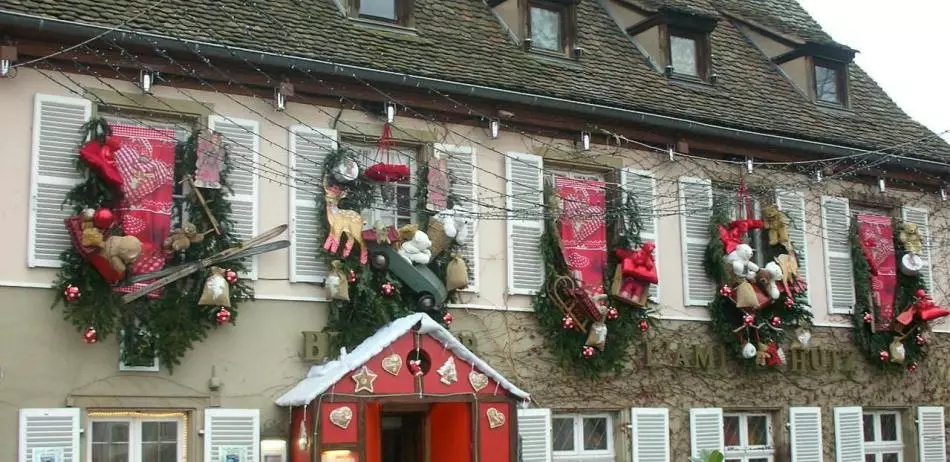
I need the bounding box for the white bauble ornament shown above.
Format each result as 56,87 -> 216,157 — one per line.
741,342 -> 757,359
333,158 -> 360,183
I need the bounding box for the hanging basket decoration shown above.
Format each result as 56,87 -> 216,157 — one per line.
364,123 -> 410,183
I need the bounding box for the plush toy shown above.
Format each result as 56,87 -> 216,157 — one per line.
758,261 -> 784,299
372,221 -> 392,245
163,222 -> 204,252
755,343 -> 771,366
899,222 -> 923,255
101,235 -> 143,275
397,224 -> 419,242
80,208 -> 105,248
726,243 -> 759,281
762,204 -> 791,247
399,230 -> 433,265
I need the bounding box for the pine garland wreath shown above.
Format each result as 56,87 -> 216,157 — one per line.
850,219 -> 930,372
53,123 -> 253,371
704,194 -> 813,368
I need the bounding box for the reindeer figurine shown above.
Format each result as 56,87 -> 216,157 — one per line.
323,181 -> 368,264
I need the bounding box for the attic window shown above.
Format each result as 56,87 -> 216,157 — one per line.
350,0 -> 413,26
814,60 -> 846,105
667,29 -> 708,79
525,1 -> 575,56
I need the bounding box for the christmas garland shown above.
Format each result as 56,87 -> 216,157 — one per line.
319,147 -> 457,352
53,121 -> 253,371
703,194 -> 813,368
850,219 -> 934,372
532,180 -> 654,377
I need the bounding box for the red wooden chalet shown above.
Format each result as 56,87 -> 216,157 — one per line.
276,313 -> 531,462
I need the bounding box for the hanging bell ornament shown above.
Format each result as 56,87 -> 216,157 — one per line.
64,284 -> 81,302
83,327 -> 98,344
216,307 -> 232,325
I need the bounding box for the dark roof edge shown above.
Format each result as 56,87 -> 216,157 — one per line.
2,9 -> 948,177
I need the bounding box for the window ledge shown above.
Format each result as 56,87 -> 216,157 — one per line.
350,17 -> 422,39
527,50 -> 583,69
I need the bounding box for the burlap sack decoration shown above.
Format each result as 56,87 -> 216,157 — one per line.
326,260 -> 350,301
734,281 -> 759,310
427,220 -> 451,257
198,266 -> 231,307
446,255 -> 469,291
586,322 -> 607,351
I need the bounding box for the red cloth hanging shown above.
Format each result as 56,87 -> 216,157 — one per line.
365,123 -> 410,182
556,177 -> 607,295
856,214 -> 897,330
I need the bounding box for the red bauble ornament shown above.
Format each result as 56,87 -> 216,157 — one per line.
92,207 -> 114,229
743,314 -> 755,326
561,315 -> 575,330
784,297 -> 794,308
581,346 -> 595,359
381,281 -> 396,297
83,327 -> 97,344
224,269 -> 238,285
770,316 -> 782,327
408,359 -> 423,376
908,362 -> 919,373
64,284 -> 81,302
443,312 -> 453,325
216,307 -> 232,325
719,285 -> 733,298
606,307 -> 619,320
863,312 -> 873,324
879,350 -> 889,362
347,270 -> 357,283
639,320 -> 649,332
916,334 -> 927,345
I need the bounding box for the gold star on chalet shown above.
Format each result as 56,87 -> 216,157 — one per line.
351,366 -> 378,393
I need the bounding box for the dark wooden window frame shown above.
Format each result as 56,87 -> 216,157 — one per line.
348,0 -> 414,27
523,0 -> 577,57
811,58 -> 849,107
663,26 -> 710,80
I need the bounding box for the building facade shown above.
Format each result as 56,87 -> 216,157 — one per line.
1,0 -> 950,461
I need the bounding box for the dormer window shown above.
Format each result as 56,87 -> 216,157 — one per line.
668,30 -> 706,78
349,0 -> 413,26
524,0 -> 576,56
814,60 -> 846,105
620,5 -> 718,81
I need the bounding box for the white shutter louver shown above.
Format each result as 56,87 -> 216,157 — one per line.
18,408 -> 80,462
789,407 -> 823,462
689,408 -> 724,457
517,408 -> 552,462
918,406 -> 946,462
438,144 -> 479,290
776,190 -> 810,303
679,178 -> 715,306
821,197 -> 854,314
209,116 -> 260,279
833,406 -> 864,462
623,169 -> 659,301
28,94 -> 92,268
506,152 -> 544,295
289,126 -> 337,283
901,207 -> 932,291
631,408 -> 669,462
204,408 -> 260,462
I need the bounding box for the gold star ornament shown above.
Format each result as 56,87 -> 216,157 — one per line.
351,366 -> 378,393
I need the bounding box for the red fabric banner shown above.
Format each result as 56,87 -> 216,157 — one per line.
110,124 -> 177,297
556,177 -> 607,295
857,214 -> 897,330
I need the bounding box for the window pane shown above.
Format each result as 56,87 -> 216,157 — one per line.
865,455 -> 876,462
142,421 -> 160,442
670,35 -> 698,76
863,414 -> 875,441
359,0 -> 396,20
530,7 -> 562,52
815,65 -> 841,104
880,414 -> 898,441
747,415 -> 769,446
723,415 -> 740,447
552,417 -> 574,451
582,417 -> 608,451
142,442 -> 178,462
882,453 -> 899,462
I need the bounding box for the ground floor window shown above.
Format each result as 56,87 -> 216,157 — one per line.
864,411 -> 903,462
552,412 -> 613,459
723,412 -> 773,462
88,412 -> 185,462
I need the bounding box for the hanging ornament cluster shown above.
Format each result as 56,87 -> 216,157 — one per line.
64,284 -> 81,302
380,281 -> 396,297
83,327 -> 98,344
216,307 -> 232,325
364,123 -> 410,183
442,312 -> 453,326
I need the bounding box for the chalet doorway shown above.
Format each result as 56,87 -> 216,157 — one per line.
381,412 -> 425,462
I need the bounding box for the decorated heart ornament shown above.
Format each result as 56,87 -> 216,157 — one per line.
329,406 -> 353,429
381,353 -> 402,376
486,407 -> 506,429
468,370 -> 489,392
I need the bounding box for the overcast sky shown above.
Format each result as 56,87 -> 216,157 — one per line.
798,0 -> 949,140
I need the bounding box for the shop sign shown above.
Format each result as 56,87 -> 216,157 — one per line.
645,344 -> 856,373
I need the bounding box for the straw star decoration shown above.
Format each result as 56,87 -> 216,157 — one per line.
352,366 -> 378,393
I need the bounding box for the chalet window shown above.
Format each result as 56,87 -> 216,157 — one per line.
667,29 -> 708,79
526,1 -> 574,55
814,60 -> 847,105
723,412 -> 774,462
863,411 -> 903,461
552,413 -> 614,458
89,417 -> 184,461
350,0 -> 412,26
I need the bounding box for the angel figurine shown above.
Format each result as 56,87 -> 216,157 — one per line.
194,130 -> 225,189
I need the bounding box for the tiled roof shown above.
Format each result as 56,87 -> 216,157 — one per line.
3,0 -> 947,159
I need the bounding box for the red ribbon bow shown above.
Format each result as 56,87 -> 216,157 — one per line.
615,242 -> 658,284
718,219 -> 765,254
896,289 -> 950,326
79,136 -> 124,189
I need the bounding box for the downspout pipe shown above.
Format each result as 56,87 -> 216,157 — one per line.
2,10 -> 948,177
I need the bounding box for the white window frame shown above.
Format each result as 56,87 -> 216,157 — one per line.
722,412 -> 774,462
863,411 -> 903,461
86,415 -> 185,462
349,141 -> 418,229
551,413 -> 614,458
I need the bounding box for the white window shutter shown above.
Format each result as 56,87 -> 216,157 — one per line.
902,206 -> 932,290
789,407 -> 823,462
28,94 -> 92,268
833,406 -> 864,462
209,116 -> 260,279
517,408 -> 552,462
776,189 -> 810,303
18,408 -> 80,462
204,408 -> 261,462
631,408 -> 669,462
689,407 -> 723,457
679,177 -> 715,306
623,169 -> 659,301
918,406 -> 946,462
438,143 -> 479,290
506,152 -> 544,295
288,126 -> 337,283
821,197 -> 854,314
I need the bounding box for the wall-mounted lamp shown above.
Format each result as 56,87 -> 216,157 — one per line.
489,119 -> 500,139
580,132 -> 591,151
385,102 -> 396,124
746,158 -> 753,174
709,73 -> 719,84
275,80 -> 294,112
0,45 -> 17,78
815,170 -> 823,183
139,70 -> 157,94
572,46 -> 585,59
878,178 -> 887,193
522,38 -> 533,51
664,65 -> 674,77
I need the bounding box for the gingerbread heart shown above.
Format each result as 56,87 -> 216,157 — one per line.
382,353 -> 402,376
329,406 -> 353,429
468,370 -> 489,392
486,407 -> 505,429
